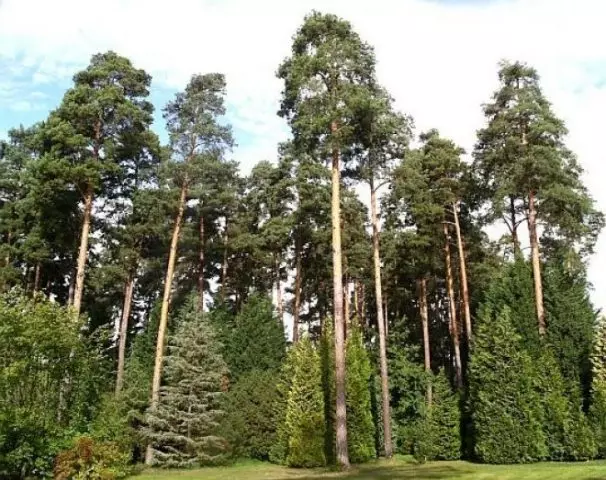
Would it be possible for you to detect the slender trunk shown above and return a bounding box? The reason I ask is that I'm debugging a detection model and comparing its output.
[115,272,135,395]
[419,277,432,406]
[453,202,472,342]
[293,236,302,343]
[344,277,350,326]
[331,121,349,468]
[443,221,462,389]
[528,190,546,335]
[33,262,41,294]
[221,226,228,301]
[146,181,188,465]
[198,214,205,310]
[370,180,393,457]
[72,182,94,317]
[275,253,284,325]
[510,195,520,255]
[67,272,75,306]
[5,230,11,266]
[353,278,359,318]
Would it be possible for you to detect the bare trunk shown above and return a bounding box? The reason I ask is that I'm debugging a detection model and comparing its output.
[33,262,41,294]
[443,222,463,389]
[115,272,135,395]
[67,272,75,306]
[198,214,205,310]
[528,190,546,335]
[510,195,520,255]
[331,121,349,468]
[344,277,350,325]
[275,253,284,325]
[72,182,94,317]
[4,230,11,266]
[293,237,302,343]
[221,226,228,301]
[419,277,432,406]
[453,202,472,342]
[370,180,393,458]
[146,182,187,465]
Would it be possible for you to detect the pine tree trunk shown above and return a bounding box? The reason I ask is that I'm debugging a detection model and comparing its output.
[419,277,432,406]
[510,195,520,255]
[370,180,393,458]
[275,253,284,325]
[443,221,463,388]
[72,182,94,317]
[453,201,472,342]
[115,272,135,395]
[221,226,228,301]
[67,271,75,306]
[33,262,41,294]
[331,121,349,468]
[198,213,205,310]
[344,277,350,325]
[146,181,188,466]
[528,190,546,335]
[293,236,302,343]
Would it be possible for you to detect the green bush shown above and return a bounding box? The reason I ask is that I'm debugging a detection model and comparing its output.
[345,320,376,463]
[469,306,547,463]
[219,294,286,381]
[0,292,107,478]
[282,337,326,467]
[53,436,130,480]
[413,370,460,462]
[590,317,606,458]
[222,369,280,460]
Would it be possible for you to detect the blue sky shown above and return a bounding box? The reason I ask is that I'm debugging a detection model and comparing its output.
[1,0,606,310]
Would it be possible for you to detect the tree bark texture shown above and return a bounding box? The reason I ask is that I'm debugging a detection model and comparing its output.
[443,221,463,389]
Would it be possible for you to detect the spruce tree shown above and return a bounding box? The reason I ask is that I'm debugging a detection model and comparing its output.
[469,306,546,463]
[144,297,228,468]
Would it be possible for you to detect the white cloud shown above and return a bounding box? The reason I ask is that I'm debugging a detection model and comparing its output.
[1,0,606,310]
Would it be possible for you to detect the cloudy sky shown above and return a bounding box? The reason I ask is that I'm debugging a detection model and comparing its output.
[1,0,605,311]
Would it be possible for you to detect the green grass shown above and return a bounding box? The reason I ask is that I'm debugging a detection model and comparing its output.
[134,456,606,480]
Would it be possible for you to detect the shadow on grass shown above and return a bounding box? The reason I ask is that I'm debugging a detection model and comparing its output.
[276,462,474,480]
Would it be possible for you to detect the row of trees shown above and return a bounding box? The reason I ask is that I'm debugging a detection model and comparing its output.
[0,10,604,477]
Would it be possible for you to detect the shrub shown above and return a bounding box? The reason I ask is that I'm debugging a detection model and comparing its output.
[413,370,460,462]
[53,436,130,480]
[345,320,376,463]
[469,307,547,463]
[282,337,326,467]
[222,369,280,460]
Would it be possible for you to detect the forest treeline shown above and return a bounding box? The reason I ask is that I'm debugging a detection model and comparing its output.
[2,10,606,479]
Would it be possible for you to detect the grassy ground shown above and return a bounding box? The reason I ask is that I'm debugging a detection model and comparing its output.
[134,456,606,480]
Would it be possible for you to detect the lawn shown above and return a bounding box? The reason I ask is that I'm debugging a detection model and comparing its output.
[135,456,606,480]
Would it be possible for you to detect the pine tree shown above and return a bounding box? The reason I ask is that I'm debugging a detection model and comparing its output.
[278,12,378,466]
[144,297,228,468]
[345,320,376,463]
[469,306,546,463]
[147,73,232,464]
[473,60,603,334]
[49,51,154,317]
